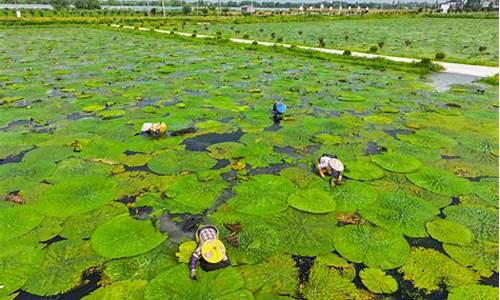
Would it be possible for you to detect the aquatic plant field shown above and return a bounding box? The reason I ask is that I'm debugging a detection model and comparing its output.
[0,26,498,299]
[175,16,499,66]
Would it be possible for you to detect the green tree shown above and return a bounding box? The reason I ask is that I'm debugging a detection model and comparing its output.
[51,0,69,9]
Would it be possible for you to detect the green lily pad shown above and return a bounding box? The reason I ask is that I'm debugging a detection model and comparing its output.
[359,268,398,294]
[358,192,439,237]
[31,176,117,218]
[148,150,217,175]
[338,94,366,102]
[397,130,457,149]
[228,174,295,215]
[176,241,197,263]
[371,153,421,173]
[443,241,498,277]
[98,109,126,120]
[331,181,378,213]
[82,104,105,113]
[144,265,253,300]
[0,240,45,297]
[287,189,337,214]
[23,240,104,296]
[303,252,371,300]
[0,205,44,242]
[426,218,473,245]
[444,204,498,243]
[82,279,148,300]
[406,168,472,197]
[238,254,298,298]
[61,203,128,240]
[399,247,480,293]
[91,214,167,259]
[448,284,499,300]
[104,243,177,282]
[163,174,228,214]
[333,225,410,269]
[344,160,385,181]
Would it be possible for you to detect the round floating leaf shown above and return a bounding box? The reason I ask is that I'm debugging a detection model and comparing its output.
[148,150,216,175]
[91,214,167,259]
[448,284,499,300]
[371,153,421,173]
[399,248,480,293]
[344,160,385,181]
[0,240,45,297]
[444,204,498,243]
[32,176,117,218]
[98,109,126,120]
[280,166,322,189]
[238,254,298,298]
[61,203,128,240]
[228,174,295,215]
[287,189,337,214]
[163,174,228,214]
[104,243,177,282]
[406,168,472,197]
[338,94,366,102]
[175,241,197,263]
[83,280,148,300]
[397,130,457,149]
[360,268,398,294]
[0,205,44,242]
[444,241,498,277]
[331,181,378,213]
[359,192,439,238]
[23,240,104,296]
[82,104,105,113]
[333,225,410,270]
[426,219,473,245]
[303,252,371,300]
[145,265,253,300]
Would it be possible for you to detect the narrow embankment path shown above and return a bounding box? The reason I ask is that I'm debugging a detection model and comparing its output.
[112,24,499,77]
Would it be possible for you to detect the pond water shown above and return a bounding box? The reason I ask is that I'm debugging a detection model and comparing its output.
[426,72,483,92]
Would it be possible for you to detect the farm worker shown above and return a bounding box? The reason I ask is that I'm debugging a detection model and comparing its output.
[189,225,230,280]
[316,154,344,186]
[272,101,287,124]
[141,122,167,137]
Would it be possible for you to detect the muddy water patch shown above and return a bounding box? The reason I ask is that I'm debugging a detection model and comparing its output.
[427,72,481,92]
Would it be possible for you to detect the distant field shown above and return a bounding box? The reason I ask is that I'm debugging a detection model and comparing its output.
[180,17,499,66]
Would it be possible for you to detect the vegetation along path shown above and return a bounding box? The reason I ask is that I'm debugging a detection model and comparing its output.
[112,24,498,78]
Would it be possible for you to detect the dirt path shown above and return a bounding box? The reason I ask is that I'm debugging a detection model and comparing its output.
[115,25,499,78]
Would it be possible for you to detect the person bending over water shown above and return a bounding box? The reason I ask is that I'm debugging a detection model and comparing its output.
[316,154,344,186]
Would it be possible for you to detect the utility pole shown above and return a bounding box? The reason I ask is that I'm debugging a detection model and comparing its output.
[161,0,166,17]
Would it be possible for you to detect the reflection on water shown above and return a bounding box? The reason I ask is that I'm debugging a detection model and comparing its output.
[427,72,481,92]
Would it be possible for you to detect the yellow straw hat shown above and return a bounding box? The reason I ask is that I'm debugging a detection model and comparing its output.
[201,239,226,264]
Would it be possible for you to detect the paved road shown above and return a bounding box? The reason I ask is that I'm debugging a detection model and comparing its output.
[115,25,499,78]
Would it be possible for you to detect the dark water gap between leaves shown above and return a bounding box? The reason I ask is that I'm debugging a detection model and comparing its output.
[384,129,414,140]
[183,129,244,151]
[40,235,67,248]
[480,272,499,287]
[15,268,101,300]
[364,141,387,156]
[0,146,36,165]
[293,255,316,295]
[387,269,448,300]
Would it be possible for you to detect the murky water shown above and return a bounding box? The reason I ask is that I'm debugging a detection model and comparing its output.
[427,72,482,92]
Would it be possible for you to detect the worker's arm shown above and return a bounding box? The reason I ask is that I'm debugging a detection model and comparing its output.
[317,163,325,178]
[189,247,201,280]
